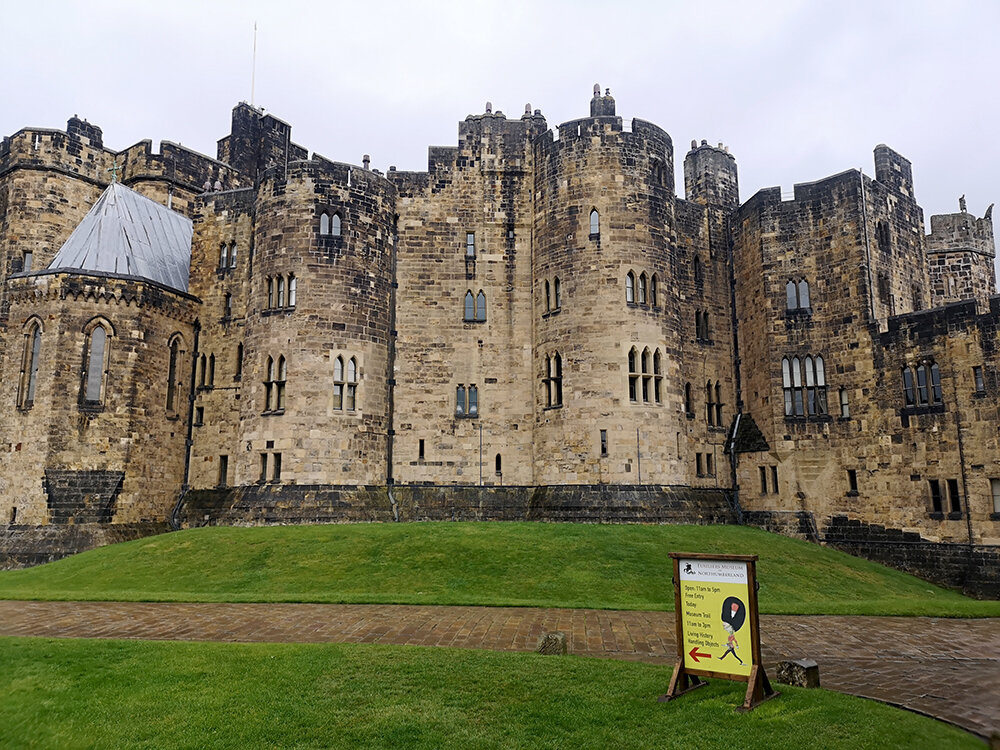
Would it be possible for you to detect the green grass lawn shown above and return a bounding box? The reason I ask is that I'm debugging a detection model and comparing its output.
[1,523,997,616]
[0,637,980,750]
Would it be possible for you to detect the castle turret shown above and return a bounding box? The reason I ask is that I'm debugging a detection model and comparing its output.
[927,199,996,308]
[683,140,739,208]
[874,143,914,199]
[589,84,616,117]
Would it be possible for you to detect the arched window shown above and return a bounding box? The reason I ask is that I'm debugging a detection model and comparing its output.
[684,382,692,414]
[468,384,479,416]
[199,354,207,388]
[476,290,486,322]
[80,324,109,406]
[235,343,243,380]
[545,353,563,407]
[229,242,237,268]
[333,356,344,410]
[219,244,228,269]
[277,276,286,307]
[456,384,466,417]
[786,280,797,310]
[589,209,600,236]
[495,453,502,475]
[264,357,275,412]
[782,358,793,416]
[915,363,928,405]
[331,213,342,236]
[813,355,827,414]
[544,280,551,312]
[638,273,647,304]
[267,277,274,309]
[653,349,663,404]
[706,381,715,425]
[553,277,561,309]
[208,354,216,388]
[641,347,651,402]
[276,356,287,410]
[288,275,297,308]
[715,382,723,425]
[839,387,850,418]
[650,274,658,306]
[166,337,181,412]
[18,322,42,408]
[346,357,357,411]
[464,290,475,321]
[626,271,635,303]
[693,256,703,284]
[791,356,803,416]
[320,212,330,235]
[930,363,942,403]
[877,220,891,254]
[628,347,638,402]
[798,279,810,308]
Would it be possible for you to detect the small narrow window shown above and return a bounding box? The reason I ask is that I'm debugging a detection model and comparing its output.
[798,279,810,308]
[653,350,663,404]
[418,439,425,461]
[464,290,475,321]
[288,276,297,308]
[468,384,479,416]
[696,452,703,476]
[589,209,600,236]
[219,243,228,268]
[19,324,42,408]
[466,232,476,257]
[650,274,658,306]
[544,280,551,312]
[782,358,793,416]
[974,366,985,393]
[331,214,342,236]
[715,383,723,425]
[929,479,943,513]
[82,326,108,404]
[553,277,561,309]
[224,293,232,318]
[273,452,282,481]
[916,364,928,405]
[792,356,804,416]
[770,466,778,494]
[600,429,608,457]
[199,354,208,388]
[195,406,205,426]
[166,338,180,412]
[320,212,330,235]
[930,363,942,404]
[277,276,286,308]
[333,356,344,410]
[495,453,502,475]
[264,356,274,411]
[229,242,237,268]
[641,348,651,403]
[947,478,961,513]
[22,251,33,273]
[626,272,635,303]
[759,466,768,494]
[550,353,563,406]
[706,453,714,476]
[786,280,797,310]
[476,291,486,322]
[990,478,1000,513]
[847,469,858,494]
[276,356,287,410]
[456,385,466,417]
[693,256,703,284]
[638,273,647,304]
[267,277,274,309]
[684,382,692,414]
[346,357,357,411]
[628,348,638,402]
[235,343,243,380]
[706,381,715,426]
[839,387,849,418]
[218,455,229,487]
[208,354,216,387]
[902,367,915,406]
[259,453,268,482]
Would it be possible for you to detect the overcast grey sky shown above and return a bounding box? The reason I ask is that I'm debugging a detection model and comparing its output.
[2,0,997,226]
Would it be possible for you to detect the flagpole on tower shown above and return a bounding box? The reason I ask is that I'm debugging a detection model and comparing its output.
[251,21,258,106]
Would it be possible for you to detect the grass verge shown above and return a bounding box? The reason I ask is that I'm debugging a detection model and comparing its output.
[0,637,980,750]
[0,523,997,616]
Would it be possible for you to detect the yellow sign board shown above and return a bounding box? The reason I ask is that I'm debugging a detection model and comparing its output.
[678,558,753,677]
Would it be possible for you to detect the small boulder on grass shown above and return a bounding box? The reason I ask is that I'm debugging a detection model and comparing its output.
[536,631,567,655]
[776,658,820,688]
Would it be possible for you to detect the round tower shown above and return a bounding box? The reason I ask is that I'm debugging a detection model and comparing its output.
[683,140,739,208]
[531,87,685,484]
[238,160,397,486]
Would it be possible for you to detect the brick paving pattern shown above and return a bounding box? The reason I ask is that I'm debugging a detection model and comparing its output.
[0,601,996,740]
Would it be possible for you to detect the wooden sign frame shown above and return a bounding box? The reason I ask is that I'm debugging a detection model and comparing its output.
[659,552,778,712]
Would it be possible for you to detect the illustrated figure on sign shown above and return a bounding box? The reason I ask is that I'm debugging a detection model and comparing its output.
[683,563,694,574]
[717,595,747,665]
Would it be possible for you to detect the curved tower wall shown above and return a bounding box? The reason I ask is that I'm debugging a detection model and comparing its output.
[236,161,396,486]
[532,113,686,484]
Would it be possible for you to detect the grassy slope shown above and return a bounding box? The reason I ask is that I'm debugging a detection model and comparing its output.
[1,523,997,616]
[0,637,980,750]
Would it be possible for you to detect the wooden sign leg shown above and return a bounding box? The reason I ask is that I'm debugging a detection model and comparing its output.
[658,658,706,702]
[737,665,779,712]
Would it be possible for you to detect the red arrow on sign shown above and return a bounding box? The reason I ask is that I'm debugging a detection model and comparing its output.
[688,647,712,663]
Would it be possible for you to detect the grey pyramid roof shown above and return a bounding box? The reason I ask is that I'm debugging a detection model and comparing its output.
[48,181,192,293]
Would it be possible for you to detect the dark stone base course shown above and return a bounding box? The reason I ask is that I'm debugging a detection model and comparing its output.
[43,469,125,524]
[0,523,169,570]
[178,484,740,527]
[741,510,819,542]
[821,516,1000,600]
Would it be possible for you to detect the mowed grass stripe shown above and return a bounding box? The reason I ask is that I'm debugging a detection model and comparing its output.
[0,637,982,750]
[1,523,997,617]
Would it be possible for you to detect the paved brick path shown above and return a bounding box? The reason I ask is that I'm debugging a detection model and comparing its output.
[0,601,997,740]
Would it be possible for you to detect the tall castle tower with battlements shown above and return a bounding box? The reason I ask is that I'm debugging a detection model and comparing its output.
[0,88,997,596]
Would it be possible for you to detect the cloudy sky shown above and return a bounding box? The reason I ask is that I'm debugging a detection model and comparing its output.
[2,0,997,225]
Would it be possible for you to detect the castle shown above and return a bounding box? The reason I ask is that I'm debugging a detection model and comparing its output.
[1,86,997,595]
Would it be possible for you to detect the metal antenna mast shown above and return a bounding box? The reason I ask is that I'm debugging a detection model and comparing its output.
[251,22,258,106]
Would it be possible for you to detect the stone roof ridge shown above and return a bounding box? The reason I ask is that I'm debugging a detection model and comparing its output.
[47,181,192,293]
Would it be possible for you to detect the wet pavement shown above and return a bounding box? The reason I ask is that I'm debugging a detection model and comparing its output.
[0,600,996,740]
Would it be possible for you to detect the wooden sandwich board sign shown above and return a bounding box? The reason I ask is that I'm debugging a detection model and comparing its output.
[658,553,778,712]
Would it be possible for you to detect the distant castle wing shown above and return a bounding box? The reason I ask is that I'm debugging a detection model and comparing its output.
[47,182,193,293]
